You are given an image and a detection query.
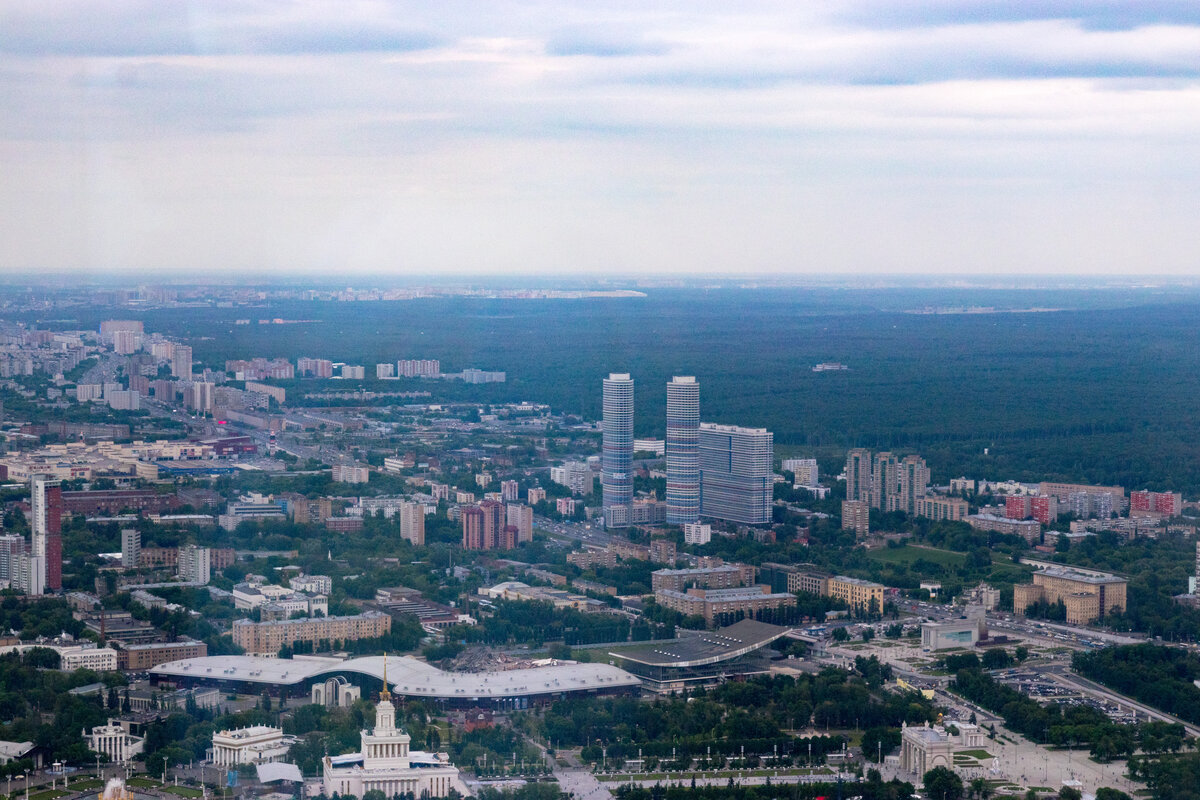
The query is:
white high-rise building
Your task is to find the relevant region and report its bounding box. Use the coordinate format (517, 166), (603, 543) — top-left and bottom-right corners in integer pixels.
(121, 529), (141, 569)
(172, 345), (193, 381)
(601, 373), (634, 528)
(666, 376), (700, 525)
(398, 502), (425, 546)
(177, 544), (211, 584)
(683, 522), (712, 545)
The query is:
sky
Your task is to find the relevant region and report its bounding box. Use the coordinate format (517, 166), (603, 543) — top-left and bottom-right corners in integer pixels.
(2, 1), (1200, 278)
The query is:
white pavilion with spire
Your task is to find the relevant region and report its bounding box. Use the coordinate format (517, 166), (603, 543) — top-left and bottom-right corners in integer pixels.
(322, 656), (468, 798)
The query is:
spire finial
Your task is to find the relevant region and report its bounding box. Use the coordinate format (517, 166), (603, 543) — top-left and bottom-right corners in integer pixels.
(380, 652), (391, 701)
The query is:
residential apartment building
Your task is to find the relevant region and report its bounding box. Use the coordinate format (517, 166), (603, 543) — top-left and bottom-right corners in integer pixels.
(665, 376), (701, 525)
(844, 448), (873, 504)
(827, 576), (886, 612)
(1005, 495), (1058, 525)
(1039, 482), (1126, 511)
(841, 500), (869, 537)
(783, 458), (819, 487)
(1013, 566), (1127, 625)
(231, 611), (391, 655)
(567, 550), (617, 569)
(914, 496), (968, 522)
(601, 373), (635, 528)
(965, 513), (1042, 543)
(117, 640), (208, 670)
(651, 563), (756, 593)
(1131, 490), (1183, 518)
(654, 585), (796, 624)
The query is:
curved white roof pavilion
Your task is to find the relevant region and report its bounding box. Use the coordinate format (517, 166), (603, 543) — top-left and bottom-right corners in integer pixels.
(150, 653), (641, 701)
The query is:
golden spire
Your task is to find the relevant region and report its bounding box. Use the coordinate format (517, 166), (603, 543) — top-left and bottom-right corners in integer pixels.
(380, 652), (391, 701)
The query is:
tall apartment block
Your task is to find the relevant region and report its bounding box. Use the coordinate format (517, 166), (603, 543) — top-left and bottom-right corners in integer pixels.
(894, 455), (930, 515)
(121, 528), (141, 569)
(841, 500), (869, 538)
(665, 376), (700, 525)
(698, 423), (773, 524)
(31, 475), (62, 591)
(845, 448), (872, 504)
(172, 345), (193, 381)
(871, 452), (898, 510)
(177, 544), (211, 584)
(601, 373), (635, 528)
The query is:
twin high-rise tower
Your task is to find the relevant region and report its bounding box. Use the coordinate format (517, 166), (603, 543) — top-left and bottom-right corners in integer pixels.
(601, 373), (635, 528)
(601, 372), (771, 528)
(665, 376), (700, 525)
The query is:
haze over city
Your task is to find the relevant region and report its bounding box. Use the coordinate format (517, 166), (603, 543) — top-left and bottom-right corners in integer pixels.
(3, 1), (1200, 275)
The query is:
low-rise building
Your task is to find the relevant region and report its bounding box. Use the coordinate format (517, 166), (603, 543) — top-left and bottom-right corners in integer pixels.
(965, 513), (1042, 543)
(88, 719), (144, 764)
(211, 726), (292, 766)
(117, 640), (208, 671)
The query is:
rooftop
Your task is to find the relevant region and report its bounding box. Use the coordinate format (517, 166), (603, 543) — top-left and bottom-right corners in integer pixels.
(608, 619), (792, 668)
(150, 654), (640, 698)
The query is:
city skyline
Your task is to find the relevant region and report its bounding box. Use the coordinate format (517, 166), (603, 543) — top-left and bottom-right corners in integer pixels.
(2, 2), (1199, 276)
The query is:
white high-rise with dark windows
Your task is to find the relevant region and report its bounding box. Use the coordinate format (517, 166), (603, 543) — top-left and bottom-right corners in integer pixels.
(665, 376), (700, 525)
(699, 423), (774, 524)
(601, 373), (634, 528)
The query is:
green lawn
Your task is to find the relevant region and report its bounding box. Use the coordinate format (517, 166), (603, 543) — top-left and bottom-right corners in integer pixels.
(28, 790), (71, 800)
(163, 787), (203, 798)
(956, 749), (994, 759)
(68, 781), (104, 791)
(126, 779), (163, 789)
(866, 546), (966, 568)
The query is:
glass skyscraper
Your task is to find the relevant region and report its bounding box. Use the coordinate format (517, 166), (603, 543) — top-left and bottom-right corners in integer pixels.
(699, 423), (773, 524)
(602, 373), (634, 528)
(665, 376), (700, 524)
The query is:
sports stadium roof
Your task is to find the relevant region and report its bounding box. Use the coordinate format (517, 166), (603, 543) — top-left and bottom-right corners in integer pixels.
(149, 653), (640, 699)
(608, 619), (793, 668)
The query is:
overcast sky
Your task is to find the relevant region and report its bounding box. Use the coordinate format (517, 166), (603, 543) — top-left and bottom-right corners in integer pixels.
(2, 1), (1200, 277)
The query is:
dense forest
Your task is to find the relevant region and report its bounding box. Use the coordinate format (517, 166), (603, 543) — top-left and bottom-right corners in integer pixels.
(25, 288), (1200, 493)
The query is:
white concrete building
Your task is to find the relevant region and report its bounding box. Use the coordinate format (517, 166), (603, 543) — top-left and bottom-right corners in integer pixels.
(289, 575), (333, 595)
(682, 522), (712, 545)
(322, 672), (467, 799)
(61, 646), (119, 671)
(211, 726), (292, 767)
(88, 719), (144, 763)
(177, 544), (211, 584)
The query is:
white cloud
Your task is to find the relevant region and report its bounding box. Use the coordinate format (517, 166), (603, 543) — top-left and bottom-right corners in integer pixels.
(1, 2), (1199, 275)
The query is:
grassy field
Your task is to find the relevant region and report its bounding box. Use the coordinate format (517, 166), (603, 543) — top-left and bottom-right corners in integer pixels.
(956, 749), (994, 760)
(163, 788), (203, 798)
(866, 546), (966, 568)
(125, 779), (163, 789)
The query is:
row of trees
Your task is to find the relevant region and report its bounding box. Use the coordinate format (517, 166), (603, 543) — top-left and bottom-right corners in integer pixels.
(1073, 644), (1200, 726)
(950, 665), (1187, 759)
